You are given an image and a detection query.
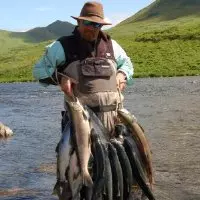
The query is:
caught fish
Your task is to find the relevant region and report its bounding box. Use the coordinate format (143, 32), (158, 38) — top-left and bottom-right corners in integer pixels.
(103, 145), (113, 200)
(67, 98), (93, 187)
(80, 186), (93, 200)
(58, 122), (72, 182)
(53, 122), (72, 197)
(87, 107), (110, 200)
(108, 142), (123, 200)
(68, 150), (82, 199)
(111, 139), (133, 200)
(114, 123), (129, 138)
(123, 137), (156, 200)
(86, 106), (110, 143)
(117, 108), (154, 187)
(91, 129), (106, 200)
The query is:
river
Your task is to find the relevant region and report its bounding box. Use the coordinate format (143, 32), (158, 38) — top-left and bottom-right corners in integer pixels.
(0, 76), (200, 200)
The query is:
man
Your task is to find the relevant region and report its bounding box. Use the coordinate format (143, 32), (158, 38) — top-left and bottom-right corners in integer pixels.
(33, 2), (148, 199)
(33, 1), (133, 135)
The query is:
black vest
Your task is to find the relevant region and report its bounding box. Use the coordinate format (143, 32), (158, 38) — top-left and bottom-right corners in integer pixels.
(39, 27), (115, 85)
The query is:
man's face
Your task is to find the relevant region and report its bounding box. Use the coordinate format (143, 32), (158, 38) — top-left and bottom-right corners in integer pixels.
(78, 20), (103, 42)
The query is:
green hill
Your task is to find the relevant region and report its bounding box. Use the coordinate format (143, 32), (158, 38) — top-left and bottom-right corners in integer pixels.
(121, 0), (200, 24)
(10, 20), (75, 43)
(0, 20), (75, 53)
(0, 0), (200, 82)
(0, 20), (75, 82)
(107, 0), (200, 77)
(0, 30), (29, 54)
(0, 41), (50, 82)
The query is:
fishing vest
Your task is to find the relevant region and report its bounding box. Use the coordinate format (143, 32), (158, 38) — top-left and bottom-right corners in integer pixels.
(57, 28), (118, 94)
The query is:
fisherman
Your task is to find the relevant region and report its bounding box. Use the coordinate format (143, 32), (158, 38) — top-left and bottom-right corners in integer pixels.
(33, 1), (148, 199)
(33, 1), (133, 134)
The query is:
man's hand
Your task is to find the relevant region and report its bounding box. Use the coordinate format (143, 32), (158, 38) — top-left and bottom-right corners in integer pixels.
(116, 72), (127, 91)
(60, 77), (73, 96)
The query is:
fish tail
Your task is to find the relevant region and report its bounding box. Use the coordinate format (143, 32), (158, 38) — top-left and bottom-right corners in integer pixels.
(149, 174), (155, 190)
(83, 172), (93, 187)
(52, 181), (60, 196)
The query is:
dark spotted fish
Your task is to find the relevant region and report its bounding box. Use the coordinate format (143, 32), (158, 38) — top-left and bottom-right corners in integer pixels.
(118, 108), (154, 187)
(111, 139), (133, 200)
(91, 129), (106, 200)
(108, 142), (123, 200)
(123, 137), (156, 200)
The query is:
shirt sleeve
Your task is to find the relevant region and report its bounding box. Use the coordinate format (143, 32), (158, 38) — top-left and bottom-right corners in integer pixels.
(33, 41), (66, 85)
(111, 39), (134, 85)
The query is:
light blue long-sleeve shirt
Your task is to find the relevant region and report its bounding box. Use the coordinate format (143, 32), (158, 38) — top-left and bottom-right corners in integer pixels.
(33, 38), (134, 85)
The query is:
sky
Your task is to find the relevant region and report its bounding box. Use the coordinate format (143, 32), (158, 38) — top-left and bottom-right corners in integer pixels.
(0, 0), (155, 32)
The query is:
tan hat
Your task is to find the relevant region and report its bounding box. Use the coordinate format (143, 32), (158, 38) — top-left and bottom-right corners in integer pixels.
(71, 1), (112, 25)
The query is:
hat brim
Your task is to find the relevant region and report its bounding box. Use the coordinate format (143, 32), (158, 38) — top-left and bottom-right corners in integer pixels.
(71, 16), (112, 25)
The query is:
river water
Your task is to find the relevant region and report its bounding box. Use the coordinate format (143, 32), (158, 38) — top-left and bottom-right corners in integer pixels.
(0, 76), (200, 200)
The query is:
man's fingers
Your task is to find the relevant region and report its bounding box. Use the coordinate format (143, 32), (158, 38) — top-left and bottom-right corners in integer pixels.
(60, 77), (73, 96)
(120, 82), (126, 91)
(117, 80), (126, 91)
(116, 72), (127, 91)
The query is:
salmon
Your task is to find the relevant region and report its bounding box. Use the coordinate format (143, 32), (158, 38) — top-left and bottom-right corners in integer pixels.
(117, 108), (154, 188)
(67, 98), (93, 187)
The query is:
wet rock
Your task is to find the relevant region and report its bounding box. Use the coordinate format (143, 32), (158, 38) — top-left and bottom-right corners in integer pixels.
(35, 162), (56, 174)
(0, 187), (39, 197)
(0, 122), (13, 138)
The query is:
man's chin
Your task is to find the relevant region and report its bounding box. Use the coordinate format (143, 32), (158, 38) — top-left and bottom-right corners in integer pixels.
(84, 33), (98, 41)
(84, 36), (96, 42)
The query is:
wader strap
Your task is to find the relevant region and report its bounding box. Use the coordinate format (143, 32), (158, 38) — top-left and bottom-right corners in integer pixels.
(89, 104), (117, 113)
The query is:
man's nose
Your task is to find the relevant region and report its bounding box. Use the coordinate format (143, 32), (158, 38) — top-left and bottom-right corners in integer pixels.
(85, 25), (96, 30)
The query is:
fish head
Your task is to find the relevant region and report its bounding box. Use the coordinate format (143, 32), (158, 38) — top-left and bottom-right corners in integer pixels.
(117, 108), (137, 124)
(82, 106), (90, 121)
(114, 123), (129, 137)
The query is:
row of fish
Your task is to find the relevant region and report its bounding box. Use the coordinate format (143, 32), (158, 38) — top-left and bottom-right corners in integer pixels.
(53, 98), (156, 200)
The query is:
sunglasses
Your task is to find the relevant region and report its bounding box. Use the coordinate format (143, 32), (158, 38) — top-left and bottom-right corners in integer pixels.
(82, 20), (103, 28)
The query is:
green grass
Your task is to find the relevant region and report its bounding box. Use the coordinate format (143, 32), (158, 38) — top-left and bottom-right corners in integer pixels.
(0, 14), (200, 82)
(0, 41), (50, 82)
(120, 0), (200, 24)
(116, 39), (200, 77)
(107, 16), (200, 77)
(0, 30), (29, 53)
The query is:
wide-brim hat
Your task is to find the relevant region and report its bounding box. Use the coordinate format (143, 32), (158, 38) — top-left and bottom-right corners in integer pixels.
(71, 1), (112, 25)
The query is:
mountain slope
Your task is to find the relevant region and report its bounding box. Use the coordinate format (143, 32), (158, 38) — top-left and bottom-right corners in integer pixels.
(108, 0), (200, 39)
(0, 30), (29, 54)
(10, 20), (75, 43)
(120, 0), (200, 25)
(0, 1), (200, 82)
(106, 0), (200, 78)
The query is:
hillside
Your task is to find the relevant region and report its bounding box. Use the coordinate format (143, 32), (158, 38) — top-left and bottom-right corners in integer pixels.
(0, 41), (49, 82)
(0, 30), (29, 54)
(10, 20), (75, 43)
(106, 0), (200, 77)
(0, 20), (75, 82)
(0, 20), (75, 53)
(0, 0), (200, 82)
(120, 0), (200, 25)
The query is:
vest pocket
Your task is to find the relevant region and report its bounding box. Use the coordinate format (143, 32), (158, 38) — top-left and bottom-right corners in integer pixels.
(78, 58), (117, 94)
(81, 59), (113, 77)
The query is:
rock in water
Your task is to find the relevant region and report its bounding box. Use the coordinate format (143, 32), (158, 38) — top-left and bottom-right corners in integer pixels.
(0, 122), (13, 138)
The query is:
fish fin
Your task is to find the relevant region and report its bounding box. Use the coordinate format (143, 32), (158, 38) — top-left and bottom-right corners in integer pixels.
(52, 181), (60, 196)
(137, 122), (145, 132)
(83, 172), (93, 187)
(55, 142), (60, 153)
